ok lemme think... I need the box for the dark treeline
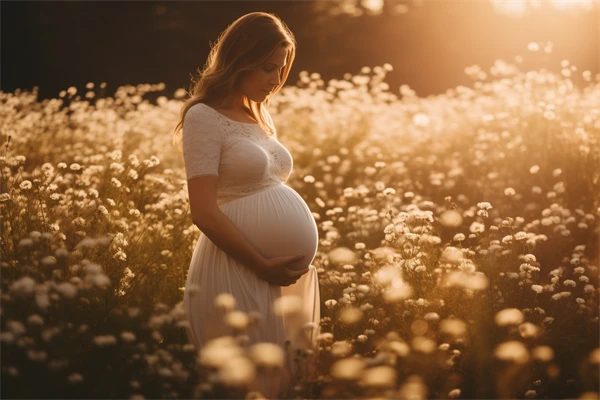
[1,1,598,102]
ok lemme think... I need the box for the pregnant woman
[172,12,320,399]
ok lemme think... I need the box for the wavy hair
[173,12,296,150]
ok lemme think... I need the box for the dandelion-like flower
[339,307,363,325]
[93,335,117,346]
[10,276,36,296]
[360,365,397,388]
[27,314,44,326]
[317,332,334,343]
[525,390,537,398]
[330,357,365,380]
[199,336,243,368]
[273,295,302,316]
[494,308,524,326]
[532,345,554,362]
[469,221,485,233]
[331,340,353,357]
[519,322,540,338]
[494,340,529,363]
[477,202,493,210]
[327,246,358,265]
[397,375,428,399]
[453,233,466,241]
[67,373,84,383]
[303,175,315,183]
[218,356,256,387]
[387,341,410,357]
[224,311,249,331]
[531,285,543,294]
[440,246,463,265]
[110,162,125,173]
[214,292,236,312]
[440,318,467,337]
[248,342,284,368]
[412,336,436,353]
[383,279,413,303]
[440,210,463,227]
[19,180,33,190]
[324,299,338,308]
[120,331,136,343]
[56,282,78,299]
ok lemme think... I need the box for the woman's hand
[256,254,310,286]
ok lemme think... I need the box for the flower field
[1,59,599,399]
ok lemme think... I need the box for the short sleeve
[182,105,223,180]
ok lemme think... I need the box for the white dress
[181,103,321,399]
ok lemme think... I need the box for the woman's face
[238,46,288,103]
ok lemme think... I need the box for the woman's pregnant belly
[219,183,319,272]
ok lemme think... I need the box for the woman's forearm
[193,209,266,275]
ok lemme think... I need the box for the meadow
[1,59,599,400]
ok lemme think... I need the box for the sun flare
[490,0,595,17]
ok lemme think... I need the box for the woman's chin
[257,92,270,101]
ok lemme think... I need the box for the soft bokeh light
[491,0,595,17]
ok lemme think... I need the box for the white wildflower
[93,335,117,346]
[218,356,256,387]
[19,180,33,190]
[330,357,365,380]
[494,340,529,363]
[531,285,543,294]
[248,342,284,368]
[494,308,524,326]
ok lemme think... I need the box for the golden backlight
[491,0,596,17]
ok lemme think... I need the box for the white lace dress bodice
[182,102,293,205]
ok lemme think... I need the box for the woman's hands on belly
[255,254,310,286]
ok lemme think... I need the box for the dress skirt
[183,183,321,399]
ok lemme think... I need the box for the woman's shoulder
[185,103,227,129]
[183,103,227,141]
[187,102,214,118]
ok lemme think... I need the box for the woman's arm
[188,174,267,274]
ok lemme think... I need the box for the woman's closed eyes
[264,63,285,74]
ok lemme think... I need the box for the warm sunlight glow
[360,0,384,14]
[490,0,595,17]
[491,0,528,18]
[550,0,594,11]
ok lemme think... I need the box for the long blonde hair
[173,12,296,149]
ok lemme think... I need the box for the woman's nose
[269,74,280,86]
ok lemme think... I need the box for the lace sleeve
[182,105,223,180]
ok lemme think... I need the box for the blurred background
[1,0,598,102]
